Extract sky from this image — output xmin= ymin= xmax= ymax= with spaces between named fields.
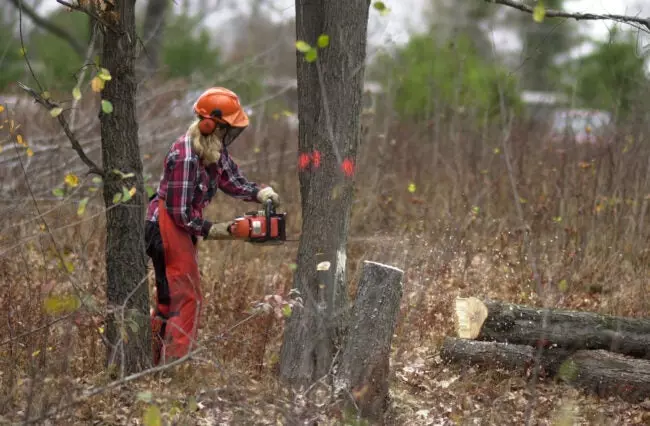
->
xmin=37 ymin=0 xmax=649 ymax=57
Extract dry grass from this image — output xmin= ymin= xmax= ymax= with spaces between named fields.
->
xmin=0 ymin=100 xmax=649 ymax=425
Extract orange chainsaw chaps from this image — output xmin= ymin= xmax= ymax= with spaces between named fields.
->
xmin=153 ymin=199 xmax=203 ymax=364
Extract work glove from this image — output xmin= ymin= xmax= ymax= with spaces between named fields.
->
xmin=257 ymin=186 xmax=280 ymax=208
xmin=204 ymin=222 xmax=236 ymax=240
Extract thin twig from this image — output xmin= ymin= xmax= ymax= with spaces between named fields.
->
xmin=485 ymin=0 xmax=650 ymax=31
xmin=17 ymin=82 xmax=104 ymax=176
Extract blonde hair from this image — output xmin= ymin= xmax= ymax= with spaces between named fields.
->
xmin=188 ymin=119 xmax=223 ymax=165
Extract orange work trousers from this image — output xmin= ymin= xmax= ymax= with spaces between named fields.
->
xmin=150 ymin=198 xmax=203 ymax=365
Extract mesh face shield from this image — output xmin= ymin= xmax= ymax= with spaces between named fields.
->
xmin=221 ymin=125 xmax=246 ymax=148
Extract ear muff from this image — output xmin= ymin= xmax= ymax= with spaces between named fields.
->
xmin=198 ymin=118 xmax=217 ymax=136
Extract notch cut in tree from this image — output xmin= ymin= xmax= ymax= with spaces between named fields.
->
xmin=278 ymin=0 xmax=371 ymax=386
xmin=454 ymin=297 xmax=650 ymax=359
xmin=441 ymin=337 xmax=650 ymax=403
xmin=334 ymin=261 xmax=404 ymax=421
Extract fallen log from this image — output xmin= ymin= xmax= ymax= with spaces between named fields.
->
xmin=441 ymin=337 xmax=650 ymax=403
xmin=334 ymin=260 xmax=404 ymax=422
xmin=454 ymin=297 xmax=650 ymax=359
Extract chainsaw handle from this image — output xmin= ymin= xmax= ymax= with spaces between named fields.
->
xmin=265 ymin=199 xmax=273 ymax=240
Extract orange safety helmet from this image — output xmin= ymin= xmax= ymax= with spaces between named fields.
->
xmin=192 ymin=87 xmax=249 ymax=145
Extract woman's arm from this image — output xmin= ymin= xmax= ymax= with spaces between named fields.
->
xmin=216 ymin=150 xmax=260 ymax=202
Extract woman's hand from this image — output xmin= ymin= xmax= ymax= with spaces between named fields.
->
xmin=257 ymin=186 xmax=280 ymax=208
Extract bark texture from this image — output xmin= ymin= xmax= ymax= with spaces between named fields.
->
xmin=441 ymin=337 xmax=570 ymax=378
xmin=441 ymin=337 xmax=650 ymax=403
xmin=278 ymin=0 xmax=371 ymax=386
xmin=462 ymin=300 xmax=650 ymax=359
xmin=101 ymin=0 xmax=151 ymax=375
xmin=334 ymin=261 xmax=404 ymax=421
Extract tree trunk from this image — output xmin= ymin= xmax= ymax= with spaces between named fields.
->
xmin=334 ymin=261 xmax=404 ymax=421
xmin=440 ymin=337 xmax=570 ymax=378
xmin=441 ymin=337 xmax=650 ymax=403
xmin=278 ymin=0 xmax=371 ymax=386
xmin=454 ymin=297 xmax=650 ymax=359
xmin=101 ymin=0 xmax=151 ymax=376
xmin=138 ymin=0 xmax=170 ymax=76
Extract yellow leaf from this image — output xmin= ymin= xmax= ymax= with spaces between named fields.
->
xmin=98 ymin=326 xmax=104 ymax=334
xmin=295 ymin=40 xmax=311 ymax=53
xmin=407 ymin=182 xmax=416 ymax=193
xmin=254 ymin=146 xmax=261 ymax=154
xmin=72 ymin=87 xmax=82 ymax=101
xmin=0 ymin=105 xmax=4 ymax=113
xmin=32 ymin=350 xmax=41 ymax=357
xmin=64 ymin=173 xmax=79 ymax=187
xmin=43 ymin=294 xmax=80 ymax=315
xmin=128 ymin=186 xmax=136 ymax=197
xmin=533 ymin=0 xmax=546 ymax=23
xmin=50 ymin=107 xmax=63 ymax=118
xmin=26 ymin=148 xmax=34 ymax=157
xmin=143 ymin=404 xmax=162 ymax=426
xmin=16 ymin=134 xmax=24 ymax=145
xmin=77 ymin=197 xmax=89 ymax=216
xmin=91 ymin=76 xmax=104 ymax=92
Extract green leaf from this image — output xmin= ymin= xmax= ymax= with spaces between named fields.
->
xmin=288 ymin=263 xmax=297 ymax=271
xmin=188 ymin=396 xmax=198 ymax=412
xmin=557 ymin=359 xmax=578 ymax=382
xmin=282 ymin=304 xmax=292 ymax=318
xmin=146 ymin=185 xmax=155 ymax=198
xmin=305 ymin=48 xmax=318 ymax=63
xmin=113 ymin=192 xmax=122 ymax=204
xmin=317 ymin=34 xmax=330 ymax=48
xmin=72 ymin=87 xmax=82 ymax=101
xmin=92 ymin=176 xmax=103 ymax=184
xmin=98 ymin=67 xmax=112 ymax=81
xmin=121 ymin=186 xmax=132 ymax=203
xmin=136 ymin=391 xmax=153 ymax=403
xmin=77 ymin=197 xmax=89 ymax=216
xmin=52 ymin=187 xmax=65 ymax=197
xmin=295 ymin=40 xmax=311 ymax=53
xmin=558 ymin=279 xmax=568 ymax=292
xmin=50 ymin=107 xmax=63 ymax=118
xmin=101 ymin=100 xmax=113 ymax=114
xmin=373 ymin=1 xmax=390 ymax=15
xmin=112 ymin=169 xmax=134 ymax=179
xmin=533 ymin=0 xmax=546 ymax=22
xmin=142 ymin=404 xmax=162 ymax=426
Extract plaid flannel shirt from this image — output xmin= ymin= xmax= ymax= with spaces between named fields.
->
xmin=146 ymin=133 xmax=260 ymax=237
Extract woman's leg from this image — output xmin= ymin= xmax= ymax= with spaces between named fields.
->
xmin=145 ymin=221 xmax=171 ymax=365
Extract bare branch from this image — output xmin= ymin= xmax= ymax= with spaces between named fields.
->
xmin=56 ymin=0 xmax=120 ymax=34
xmin=17 ymin=82 xmax=104 ymax=176
xmin=485 ymin=0 xmax=650 ymax=31
xmin=7 ymin=0 xmax=86 ymax=57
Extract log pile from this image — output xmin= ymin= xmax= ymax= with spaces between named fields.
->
xmin=441 ymin=297 xmax=650 ymax=403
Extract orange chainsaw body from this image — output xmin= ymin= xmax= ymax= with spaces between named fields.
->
xmin=229 ymin=200 xmax=287 ymax=244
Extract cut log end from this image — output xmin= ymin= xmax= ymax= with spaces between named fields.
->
xmin=454 ymin=297 xmax=489 ymax=339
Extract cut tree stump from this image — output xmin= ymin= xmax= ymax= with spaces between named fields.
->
xmin=334 ymin=261 xmax=404 ymax=422
xmin=454 ymin=297 xmax=650 ymax=359
xmin=441 ymin=337 xmax=650 ymax=403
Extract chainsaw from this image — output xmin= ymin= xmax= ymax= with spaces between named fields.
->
xmin=229 ymin=199 xmax=289 ymax=245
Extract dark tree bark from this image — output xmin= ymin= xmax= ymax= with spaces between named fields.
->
xmin=441 ymin=337 xmax=650 ymax=403
xmin=334 ymin=261 xmax=404 ymax=421
xmin=441 ymin=337 xmax=571 ymax=378
xmin=455 ymin=298 xmax=650 ymax=359
xmin=138 ymin=0 xmax=170 ymax=75
xmin=101 ymin=0 xmax=151 ymax=375
xmin=278 ymin=0 xmax=371 ymax=386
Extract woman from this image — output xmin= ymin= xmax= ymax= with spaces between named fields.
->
xmin=145 ymin=87 xmax=280 ymax=365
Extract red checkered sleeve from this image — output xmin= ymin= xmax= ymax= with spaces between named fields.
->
xmin=164 ymin=146 xmax=212 ymax=237
xmin=217 ymin=150 xmax=260 ymax=202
